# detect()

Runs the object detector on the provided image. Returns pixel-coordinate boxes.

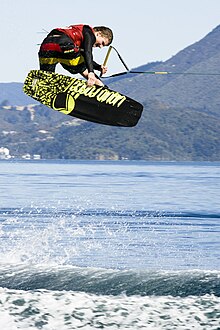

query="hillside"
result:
[0,25,220,160]
[107,26,220,118]
[0,83,37,106]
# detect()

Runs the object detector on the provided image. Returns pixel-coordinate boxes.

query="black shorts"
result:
[38,30,86,74]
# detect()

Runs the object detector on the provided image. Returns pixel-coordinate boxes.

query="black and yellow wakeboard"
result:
[23,70,143,127]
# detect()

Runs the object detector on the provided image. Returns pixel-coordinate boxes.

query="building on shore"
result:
[0,147,11,159]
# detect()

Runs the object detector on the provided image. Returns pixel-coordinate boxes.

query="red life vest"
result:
[56,24,94,51]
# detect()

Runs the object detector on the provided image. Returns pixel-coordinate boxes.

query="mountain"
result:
[0,83,37,106]
[107,25,220,118]
[0,25,220,161]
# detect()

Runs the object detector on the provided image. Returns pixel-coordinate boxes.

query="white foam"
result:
[0,287,219,329]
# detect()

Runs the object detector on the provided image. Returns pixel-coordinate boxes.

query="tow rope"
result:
[102,46,220,78]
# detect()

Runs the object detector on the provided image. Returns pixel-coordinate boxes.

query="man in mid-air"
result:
[38,24,113,87]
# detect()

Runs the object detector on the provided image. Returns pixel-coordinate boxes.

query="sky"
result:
[1,0,220,83]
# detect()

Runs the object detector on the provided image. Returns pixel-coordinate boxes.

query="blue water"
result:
[0,160,220,329]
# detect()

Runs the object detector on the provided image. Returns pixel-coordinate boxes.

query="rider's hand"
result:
[87,72,96,86]
[101,65,108,75]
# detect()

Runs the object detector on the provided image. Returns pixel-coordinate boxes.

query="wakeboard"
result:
[23,70,143,127]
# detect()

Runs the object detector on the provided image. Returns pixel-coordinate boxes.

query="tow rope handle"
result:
[100,46,113,77]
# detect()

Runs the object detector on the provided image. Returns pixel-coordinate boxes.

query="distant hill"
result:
[107,25,220,118]
[0,83,37,106]
[0,25,220,161]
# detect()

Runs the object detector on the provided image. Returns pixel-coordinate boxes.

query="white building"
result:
[0,147,11,159]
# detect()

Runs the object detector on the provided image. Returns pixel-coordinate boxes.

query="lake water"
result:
[0,160,219,329]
